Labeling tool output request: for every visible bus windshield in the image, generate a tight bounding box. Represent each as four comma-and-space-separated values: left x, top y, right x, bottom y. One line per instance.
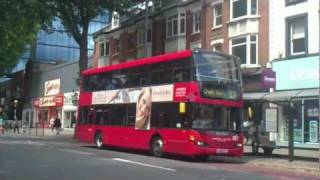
193, 52, 241, 100
193, 52, 240, 83
191, 104, 241, 132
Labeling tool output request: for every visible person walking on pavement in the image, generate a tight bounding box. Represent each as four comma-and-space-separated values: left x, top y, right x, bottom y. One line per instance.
10, 100, 21, 134
0, 106, 5, 134
53, 116, 62, 135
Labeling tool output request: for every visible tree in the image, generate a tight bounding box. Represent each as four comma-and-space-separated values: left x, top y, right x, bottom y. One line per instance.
49, 0, 131, 73
0, 0, 52, 75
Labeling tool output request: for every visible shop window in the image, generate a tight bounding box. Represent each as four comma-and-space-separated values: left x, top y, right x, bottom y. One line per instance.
304, 100, 319, 143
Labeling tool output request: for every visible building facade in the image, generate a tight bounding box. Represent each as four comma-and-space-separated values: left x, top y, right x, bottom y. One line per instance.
23, 61, 79, 129
92, 0, 269, 71
268, 0, 320, 148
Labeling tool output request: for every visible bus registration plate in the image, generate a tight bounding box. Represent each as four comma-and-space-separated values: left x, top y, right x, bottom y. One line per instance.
216, 149, 228, 154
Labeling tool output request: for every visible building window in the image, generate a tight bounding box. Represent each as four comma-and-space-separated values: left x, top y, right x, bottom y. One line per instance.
286, 15, 308, 56
180, 13, 186, 34
114, 39, 119, 55
213, 3, 222, 28
128, 34, 134, 52
231, 35, 257, 65
285, 0, 307, 6
193, 11, 201, 33
99, 41, 109, 57
137, 28, 152, 46
167, 13, 186, 38
231, 0, 257, 19
213, 43, 222, 52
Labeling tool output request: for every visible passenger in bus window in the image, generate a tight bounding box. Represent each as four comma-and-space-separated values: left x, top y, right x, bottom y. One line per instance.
135, 87, 152, 130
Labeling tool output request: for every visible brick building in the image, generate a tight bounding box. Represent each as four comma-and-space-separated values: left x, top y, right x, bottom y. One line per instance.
92, 0, 269, 73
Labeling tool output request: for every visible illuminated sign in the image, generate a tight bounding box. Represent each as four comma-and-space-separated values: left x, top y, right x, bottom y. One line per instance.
273, 56, 319, 90
201, 86, 239, 100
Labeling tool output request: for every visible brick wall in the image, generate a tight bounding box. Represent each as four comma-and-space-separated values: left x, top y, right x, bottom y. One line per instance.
152, 18, 165, 56
258, 0, 269, 67
92, 42, 99, 67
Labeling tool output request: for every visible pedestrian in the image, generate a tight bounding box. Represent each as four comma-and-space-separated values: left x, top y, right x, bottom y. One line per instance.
50, 116, 55, 132
0, 106, 5, 134
53, 117, 62, 135
10, 100, 21, 134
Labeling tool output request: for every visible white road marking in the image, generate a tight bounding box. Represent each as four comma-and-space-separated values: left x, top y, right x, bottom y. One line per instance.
112, 158, 176, 172
57, 149, 95, 156
0, 140, 44, 146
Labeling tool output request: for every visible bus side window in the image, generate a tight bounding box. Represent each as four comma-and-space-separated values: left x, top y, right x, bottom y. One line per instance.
151, 62, 172, 85
129, 66, 150, 87
172, 58, 191, 82
79, 108, 88, 124
126, 104, 136, 126
110, 105, 126, 126
87, 108, 95, 124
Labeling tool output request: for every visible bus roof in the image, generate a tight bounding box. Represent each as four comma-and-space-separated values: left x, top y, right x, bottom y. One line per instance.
82, 50, 193, 76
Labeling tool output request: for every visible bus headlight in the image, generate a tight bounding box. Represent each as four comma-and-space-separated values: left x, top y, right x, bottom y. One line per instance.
197, 141, 206, 146
236, 143, 242, 147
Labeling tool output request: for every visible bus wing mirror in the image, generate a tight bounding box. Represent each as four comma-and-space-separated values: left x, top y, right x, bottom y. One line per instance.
248, 106, 253, 119
179, 102, 186, 114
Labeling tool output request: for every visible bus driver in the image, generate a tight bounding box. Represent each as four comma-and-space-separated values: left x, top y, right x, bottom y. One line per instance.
135, 87, 152, 130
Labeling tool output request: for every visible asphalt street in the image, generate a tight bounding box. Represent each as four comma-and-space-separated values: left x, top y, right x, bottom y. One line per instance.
0, 135, 318, 180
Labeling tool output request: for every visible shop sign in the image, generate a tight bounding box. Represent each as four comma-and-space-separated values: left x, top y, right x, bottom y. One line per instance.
44, 79, 60, 96
39, 95, 64, 107
272, 56, 319, 90
261, 68, 275, 89
64, 92, 79, 105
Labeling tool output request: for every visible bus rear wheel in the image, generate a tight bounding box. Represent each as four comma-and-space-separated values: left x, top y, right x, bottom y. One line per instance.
151, 138, 164, 157
95, 132, 104, 149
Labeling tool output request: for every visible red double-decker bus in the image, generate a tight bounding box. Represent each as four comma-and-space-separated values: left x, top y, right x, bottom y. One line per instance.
76, 49, 244, 159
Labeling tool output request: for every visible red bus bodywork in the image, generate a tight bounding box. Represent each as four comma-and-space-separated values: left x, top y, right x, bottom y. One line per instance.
76, 50, 244, 157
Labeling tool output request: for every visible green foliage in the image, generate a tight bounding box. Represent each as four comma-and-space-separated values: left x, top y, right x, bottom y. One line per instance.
0, 0, 52, 74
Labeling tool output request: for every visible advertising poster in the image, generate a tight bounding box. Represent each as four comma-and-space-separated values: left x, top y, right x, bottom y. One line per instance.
44, 79, 60, 96
309, 120, 318, 143
265, 108, 277, 132
135, 87, 152, 130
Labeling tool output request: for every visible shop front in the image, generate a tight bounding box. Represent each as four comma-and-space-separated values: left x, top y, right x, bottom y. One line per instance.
269, 55, 319, 148
62, 92, 78, 128
34, 95, 64, 128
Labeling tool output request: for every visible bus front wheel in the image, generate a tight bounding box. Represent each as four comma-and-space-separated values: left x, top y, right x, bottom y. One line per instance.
95, 132, 104, 149
151, 138, 164, 157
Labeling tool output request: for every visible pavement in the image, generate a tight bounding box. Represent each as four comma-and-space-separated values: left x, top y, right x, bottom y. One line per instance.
1, 128, 320, 176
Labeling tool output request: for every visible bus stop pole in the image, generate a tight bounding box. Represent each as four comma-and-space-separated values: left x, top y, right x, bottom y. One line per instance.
288, 107, 294, 162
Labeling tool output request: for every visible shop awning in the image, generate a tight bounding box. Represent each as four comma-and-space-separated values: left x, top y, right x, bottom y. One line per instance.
264, 89, 319, 102
244, 89, 319, 102
243, 92, 268, 100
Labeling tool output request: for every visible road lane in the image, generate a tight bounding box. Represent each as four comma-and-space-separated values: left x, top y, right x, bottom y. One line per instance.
0, 136, 317, 180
